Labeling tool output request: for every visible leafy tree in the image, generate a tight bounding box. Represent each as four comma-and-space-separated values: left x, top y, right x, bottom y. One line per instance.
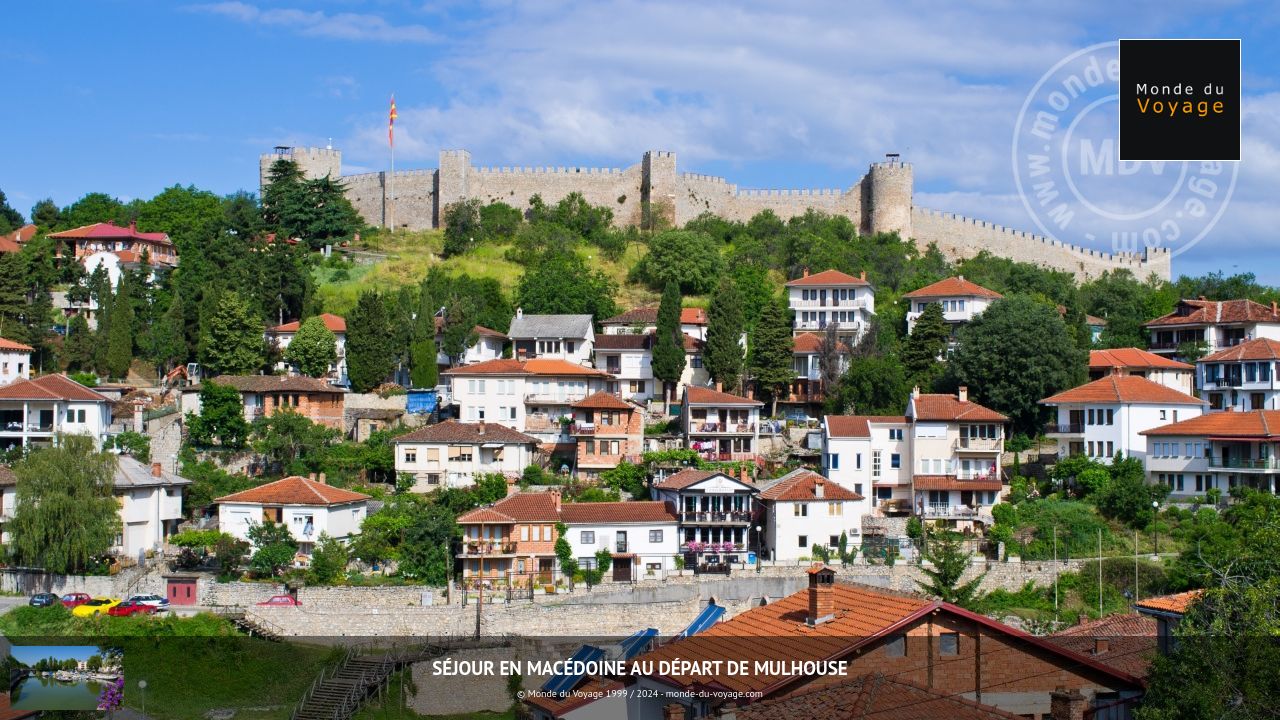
247, 520, 297, 577
816, 321, 844, 394
149, 292, 188, 372
59, 192, 127, 230
574, 486, 622, 502
214, 534, 250, 580
601, 462, 649, 500
479, 201, 523, 241
7, 435, 120, 573
554, 522, 578, 581
346, 291, 396, 392
0, 253, 28, 342
261, 160, 362, 249
63, 314, 94, 371
826, 355, 909, 415
198, 291, 264, 376
250, 409, 339, 474
31, 198, 60, 229
0, 190, 24, 233
652, 281, 686, 412
105, 278, 134, 379
110, 431, 151, 463
750, 297, 794, 415
391, 499, 458, 584
901, 301, 948, 387
284, 316, 337, 377
633, 229, 723, 294
949, 296, 1085, 435
1095, 454, 1168, 528
136, 185, 224, 244
186, 380, 250, 449
916, 531, 984, 607
307, 533, 349, 584
442, 199, 484, 257
515, 249, 617, 319
704, 277, 744, 392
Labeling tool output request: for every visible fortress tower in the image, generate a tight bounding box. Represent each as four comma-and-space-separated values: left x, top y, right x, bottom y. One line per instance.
258, 146, 342, 191
641, 150, 678, 228
862, 156, 913, 238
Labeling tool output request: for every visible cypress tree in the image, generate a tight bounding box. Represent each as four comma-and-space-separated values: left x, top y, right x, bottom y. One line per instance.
704, 277, 744, 392
901, 301, 949, 388
105, 277, 134, 379
346, 291, 396, 393
749, 297, 794, 417
651, 281, 686, 414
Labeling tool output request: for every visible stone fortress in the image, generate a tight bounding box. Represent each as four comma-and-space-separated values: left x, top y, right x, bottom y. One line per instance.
260, 146, 1171, 281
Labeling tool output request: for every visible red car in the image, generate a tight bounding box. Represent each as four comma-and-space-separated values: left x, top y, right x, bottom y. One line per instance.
256, 595, 301, 607
107, 599, 159, 617
60, 593, 92, 608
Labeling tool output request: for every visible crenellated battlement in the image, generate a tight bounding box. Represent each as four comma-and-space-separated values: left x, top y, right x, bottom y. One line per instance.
734, 187, 846, 198
472, 165, 626, 175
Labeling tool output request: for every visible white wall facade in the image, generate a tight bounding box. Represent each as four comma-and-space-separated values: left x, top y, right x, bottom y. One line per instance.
598, 348, 655, 403
1049, 403, 1203, 463
115, 485, 185, 557
905, 295, 998, 335
0, 350, 31, 386
788, 285, 875, 337
395, 439, 533, 491
219, 501, 367, 548
564, 521, 680, 574
764, 498, 863, 562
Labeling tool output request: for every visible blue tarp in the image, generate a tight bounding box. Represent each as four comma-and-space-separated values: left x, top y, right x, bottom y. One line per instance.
678, 603, 725, 638
617, 628, 659, 660
541, 644, 605, 695
406, 389, 438, 415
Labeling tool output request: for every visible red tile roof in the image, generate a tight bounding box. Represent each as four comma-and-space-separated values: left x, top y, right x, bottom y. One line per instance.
215, 476, 370, 506
392, 420, 538, 445
443, 358, 610, 377
571, 391, 634, 410
270, 313, 347, 334
792, 332, 849, 354
0, 336, 34, 352
1090, 348, 1193, 370
601, 307, 708, 325
735, 673, 1023, 720
653, 468, 734, 490
0, 236, 19, 254
1135, 589, 1203, 615
902, 276, 1003, 299
1199, 337, 1280, 362
0, 374, 108, 402
205, 375, 345, 394
457, 492, 561, 524
1047, 614, 1158, 678
824, 415, 908, 438
559, 500, 678, 524
759, 469, 863, 501
594, 334, 652, 351
682, 333, 705, 352
912, 475, 1003, 491
474, 325, 507, 339
3, 224, 37, 245
49, 221, 172, 245
1040, 375, 1204, 406
1143, 299, 1280, 328
1140, 410, 1280, 438
525, 677, 623, 716
911, 393, 1007, 422
785, 269, 870, 287
685, 385, 762, 406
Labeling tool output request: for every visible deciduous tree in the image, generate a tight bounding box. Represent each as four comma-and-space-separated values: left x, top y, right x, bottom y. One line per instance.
186, 380, 250, 449
284, 316, 337, 377
198, 291, 265, 376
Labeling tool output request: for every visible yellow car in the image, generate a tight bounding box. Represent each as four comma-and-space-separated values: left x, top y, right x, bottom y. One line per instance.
71, 597, 121, 617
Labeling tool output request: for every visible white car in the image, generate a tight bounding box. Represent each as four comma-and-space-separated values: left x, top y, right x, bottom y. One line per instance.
128, 594, 170, 609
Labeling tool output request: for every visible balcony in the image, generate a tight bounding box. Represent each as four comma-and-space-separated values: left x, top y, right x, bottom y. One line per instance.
922, 504, 988, 520
524, 392, 588, 404
695, 451, 758, 462
0, 421, 53, 433
954, 437, 1002, 452
1044, 423, 1084, 435
459, 540, 519, 557
791, 298, 868, 309
525, 416, 569, 433
794, 320, 867, 332
689, 422, 756, 435
680, 511, 753, 525
1206, 457, 1280, 471
569, 423, 595, 435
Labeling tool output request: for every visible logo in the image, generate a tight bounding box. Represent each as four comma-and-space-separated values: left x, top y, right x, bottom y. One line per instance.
1012, 41, 1238, 258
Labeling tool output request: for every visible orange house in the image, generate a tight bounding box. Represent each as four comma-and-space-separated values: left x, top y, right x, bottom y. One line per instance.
570, 392, 644, 479
456, 492, 562, 586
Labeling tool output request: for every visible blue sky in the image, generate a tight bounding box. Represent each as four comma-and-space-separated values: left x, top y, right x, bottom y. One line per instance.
11, 645, 99, 665
2, 1, 1277, 281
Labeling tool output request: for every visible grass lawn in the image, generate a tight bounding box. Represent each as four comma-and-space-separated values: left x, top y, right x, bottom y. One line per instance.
351, 668, 516, 720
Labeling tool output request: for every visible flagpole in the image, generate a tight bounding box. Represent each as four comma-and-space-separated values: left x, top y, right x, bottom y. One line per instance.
388, 93, 396, 232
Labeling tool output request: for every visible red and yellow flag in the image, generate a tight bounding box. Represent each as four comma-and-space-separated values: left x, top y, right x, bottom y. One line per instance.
389, 94, 398, 147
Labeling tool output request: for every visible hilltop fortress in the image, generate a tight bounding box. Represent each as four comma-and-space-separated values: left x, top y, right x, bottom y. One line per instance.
260, 146, 1170, 282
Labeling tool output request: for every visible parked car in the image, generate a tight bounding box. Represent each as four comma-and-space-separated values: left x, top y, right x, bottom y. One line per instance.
256, 595, 301, 607
108, 599, 158, 617
127, 594, 170, 610
71, 598, 122, 617
60, 593, 92, 608
28, 593, 59, 608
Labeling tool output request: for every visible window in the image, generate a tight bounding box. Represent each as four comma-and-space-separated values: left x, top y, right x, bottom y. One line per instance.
854, 483, 863, 495
885, 634, 906, 657
580, 531, 595, 544
856, 453, 862, 469
889, 428, 904, 440
520, 526, 529, 541
794, 504, 808, 517
542, 525, 551, 541
872, 451, 881, 478
1107, 441, 1114, 456
403, 450, 417, 463
940, 632, 959, 656
890, 453, 901, 469
1106, 409, 1114, 425
690, 355, 703, 368
828, 502, 842, 516
1088, 409, 1095, 425
797, 535, 808, 548
1160, 409, 1167, 420
830, 535, 840, 547
649, 529, 663, 543
830, 453, 839, 469
427, 474, 440, 485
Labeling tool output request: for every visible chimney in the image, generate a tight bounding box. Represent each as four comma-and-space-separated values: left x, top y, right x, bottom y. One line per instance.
309, 473, 317, 482
150, 462, 162, 478
806, 564, 836, 626
1198, 295, 1207, 301
478, 419, 486, 436
1093, 637, 1109, 655
133, 401, 145, 434
1272, 301, 1277, 315
662, 704, 686, 720
746, 388, 754, 400
859, 270, 867, 282
516, 307, 524, 319
550, 490, 562, 511
814, 478, 824, 499
739, 464, 750, 485
1049, 687, 1087, 720
912, 385, 921, 399
958, 275, 964, 281
958, 386, 968, 403
802, 267, 809, 278
715, 381, 722, 392
318, 472, 326, 485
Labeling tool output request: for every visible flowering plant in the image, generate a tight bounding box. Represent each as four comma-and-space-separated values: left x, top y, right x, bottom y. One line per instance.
97, 676, 124, 711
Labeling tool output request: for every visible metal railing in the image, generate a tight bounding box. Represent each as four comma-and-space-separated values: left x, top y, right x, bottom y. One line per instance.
955, 437, 1002, 450
1206, 457, 1280, 470
680, 510, 753, 524
1044, 423, 1084, 434
690, 422, 756, 434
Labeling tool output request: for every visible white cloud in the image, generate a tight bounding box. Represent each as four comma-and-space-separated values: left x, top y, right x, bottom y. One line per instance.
187, 2, 439, 43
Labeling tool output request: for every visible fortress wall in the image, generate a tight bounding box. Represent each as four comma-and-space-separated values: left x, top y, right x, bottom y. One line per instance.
911, 207, 1173, 282
467, 163, 645, 226
677, 172, 860, 225
343, 171, 439, 230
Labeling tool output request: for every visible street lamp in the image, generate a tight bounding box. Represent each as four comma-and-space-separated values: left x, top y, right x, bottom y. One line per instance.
754, 525, 763, 574
1151, 500, 1160, 561
137, 679, 147, 715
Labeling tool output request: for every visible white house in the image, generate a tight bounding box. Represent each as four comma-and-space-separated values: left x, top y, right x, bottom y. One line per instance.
593, 334, 654, 403
1144, 298, 1280, 358
392, 420, 539, 491
651, 468, 757, 559
507, 310, 594, 365
266, 313, 348, 386
1197, 338, 1280, 411
1042, 375, 1205, 463
785, 269, 875, 345
1141, 410, 1280, 498
112, 456, 189, 558
0, 337, 32, 386
822, 414, 911, 512
906, 388, 1008, 528
559, 501, 680, 581
1089, 348, 1195, 395
216, 475, 370, 555
780, 332, 849, 421
460, 326, 507, 365
0, 466, 16, 544
0, 374, 111, 451
600, 306, 709, 341
758, 469, 865, 562
682, 385, 763, 462
903, 276, 1003, 339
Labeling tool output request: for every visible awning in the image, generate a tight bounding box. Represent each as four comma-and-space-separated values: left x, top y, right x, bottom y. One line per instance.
481, 442, 506, 448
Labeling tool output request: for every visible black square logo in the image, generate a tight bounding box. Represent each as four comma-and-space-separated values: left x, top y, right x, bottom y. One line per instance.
1119, 39, 1240, 161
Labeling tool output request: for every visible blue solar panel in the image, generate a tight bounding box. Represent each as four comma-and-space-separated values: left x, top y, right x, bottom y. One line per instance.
617, 628, 658, 660
541, 644, 605, 695
679, 603, 725, 638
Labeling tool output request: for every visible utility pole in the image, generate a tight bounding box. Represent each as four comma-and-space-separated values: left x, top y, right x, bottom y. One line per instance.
475, 521, 483, 641
1053, 526, 1058, 615
1098, 528, 1103, 617
1134, 529, 1140, 604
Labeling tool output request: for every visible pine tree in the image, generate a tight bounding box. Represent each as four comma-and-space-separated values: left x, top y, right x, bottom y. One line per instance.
105, 277, 134, 379
750, 297, 794, 416
902, 301, 949, 388
651, 281, 686, 413
198, 291, 265, 376
63, 315, 94, 371
346, 291, 396, 393
150, 292, 187, 372
704, 277, 744, 392
916, 531, 985, 607
0, 253, 27, 340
